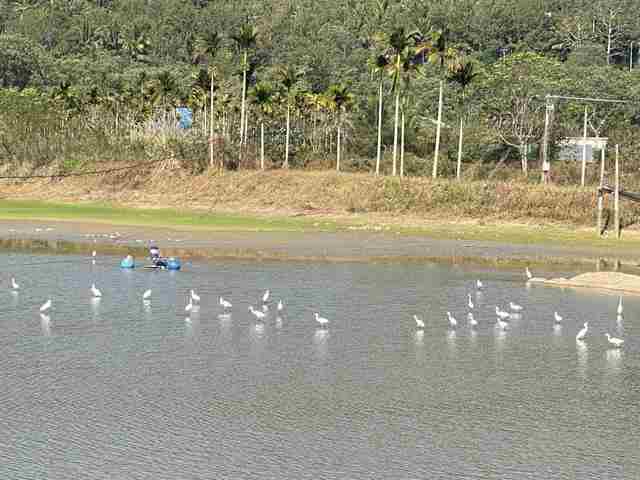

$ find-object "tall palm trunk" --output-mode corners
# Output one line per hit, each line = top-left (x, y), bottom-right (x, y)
(336, 123), (341, 172)
(240, 51), (247, 144)
(209, 73), (215, 168)
(284, 103), (290, 168)
(260, 121), (265, 170)
(432, 79), (444, 179)
(456, 116), (464, 180)
(376, 80), (383, 175)
(392, 87), (400, 176)
(400, 109), (405, 178)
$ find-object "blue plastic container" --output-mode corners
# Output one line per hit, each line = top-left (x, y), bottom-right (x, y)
(120, 256), (135, 269)
(166, 257), (181, 270)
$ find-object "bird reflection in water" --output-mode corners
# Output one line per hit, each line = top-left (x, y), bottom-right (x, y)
(40, 313), (51, 336)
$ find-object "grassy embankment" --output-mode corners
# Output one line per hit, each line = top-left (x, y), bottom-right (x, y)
(1, 170), (640, 250)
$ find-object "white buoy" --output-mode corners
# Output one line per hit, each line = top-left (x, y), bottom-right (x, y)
(576, 322), (588, 341)
(40, 299), (52, 312)
(509, 302), (523, 312)
(605, 333), (624, 348)
(446, 311), (457, 328)
(11, 277), (19, 290)
(90, 283), (102, 298)
(413, 315), (425, 329)
(314, 312), (329, 327)
(249, 306), (266, 320)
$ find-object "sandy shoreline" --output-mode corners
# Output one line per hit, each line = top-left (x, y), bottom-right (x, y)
(1, 219), (639, 270)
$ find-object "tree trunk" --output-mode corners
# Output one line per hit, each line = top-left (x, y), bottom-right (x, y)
(336, 124), (341, 172)
(400, 109), (405, 178)
(456, 115), (464, 181)
(520, 143), (528, 174)
(260, 121), (265, 170)
(607, 26), (612, 65)
(392, 87), (400, 176)
(209, 72), (215, 169)
(240, 51), (247, 144)
(432, 79), (444, 179)
(284, 103), (290, 168)
(376, 80), (383, 175)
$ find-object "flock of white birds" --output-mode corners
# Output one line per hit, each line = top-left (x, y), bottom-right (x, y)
(412, 269), (626, 349)
(6, 258), (628, 349)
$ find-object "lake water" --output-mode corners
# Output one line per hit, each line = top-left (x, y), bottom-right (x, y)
(0, 252), (638, 479)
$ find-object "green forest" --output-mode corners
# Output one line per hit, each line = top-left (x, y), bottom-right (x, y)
(1, 0), (639, 182)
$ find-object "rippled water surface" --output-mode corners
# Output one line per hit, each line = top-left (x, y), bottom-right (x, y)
(0, 253), (638, 479)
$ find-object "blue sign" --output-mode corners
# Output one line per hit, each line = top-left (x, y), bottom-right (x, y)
(176, 107), (193, 129)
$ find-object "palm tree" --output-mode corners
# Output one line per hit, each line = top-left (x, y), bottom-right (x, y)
(369, 53), (389, 175)
(386, 27), (420, 176)
(249, 82), (276, 170)
(231, 23), (258, 151)
(447, 58), (476, 180)
(422, 29), (455, 179)
(326, 84), (355, 172)
(276, 65), (304, 168)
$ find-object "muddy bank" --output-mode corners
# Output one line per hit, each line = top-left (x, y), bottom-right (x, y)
(530, 271), (640, 295)
(2, 219), (640, 271)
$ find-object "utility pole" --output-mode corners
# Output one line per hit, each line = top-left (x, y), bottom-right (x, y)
(615, 145), (620, 239)
(631, 41), (634, 72)
(541, 95), (553, 182)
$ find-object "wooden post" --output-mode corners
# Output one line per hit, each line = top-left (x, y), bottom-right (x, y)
(597, 146), (605, 235)
(615, 144), (620, 239)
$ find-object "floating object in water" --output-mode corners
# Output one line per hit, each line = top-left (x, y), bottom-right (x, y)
(509, 302), (523, 312)
(11, 277), (19, 290)
(576, 322), (588, 341)
(40, 299), (52, 312)
(120, 255), (135, 269)
(166, 258), (181, 271)
(315, 312), (329, 327)
(413, 315), (425, 329)
(447, 311), (457, 328)
(554, 311), (563, 323)
(605, 333), (624, 348)
(90, 283), (102, 298)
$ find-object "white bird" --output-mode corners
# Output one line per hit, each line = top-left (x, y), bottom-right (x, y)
(249, 306), (266, 320)
(92, 250), (97, 258)
(143, 289), (152, 300)
(413, 315), (425, 329)
(617, 296), (623, 316)
(277, 299), (284, 312)
(185, 297), (193, 312)
(554, 311), (563, 323)
(314, 312), (329, 327)
(467, 312), (478, 327)
(40, 299), (52, 312)
(262, 290), (270, 303)
(446, 311), (457, 328)
(190, 289), (200, 303)
(509, 302), (523, 312)
(605, 333), (624, 348)
(496, 317), (509, 330)
(10, 277), (19, 290)
(526, 267), (533, 280)
(476, 280), (483, 290)
(468, 294), (474, 309)
(495, 306), (510, 319)
(576, 322), (588, 341)
(219, 297), (232, 310)
(262, 304), (269, 312)
(90, 283), (102, 298)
